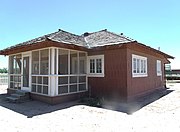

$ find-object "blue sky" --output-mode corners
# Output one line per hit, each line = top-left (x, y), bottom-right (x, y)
(0, 0), (179, 69)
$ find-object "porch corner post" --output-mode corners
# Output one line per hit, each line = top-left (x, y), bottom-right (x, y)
(50, 48), (56, 96)
(8, 56), (10, 89)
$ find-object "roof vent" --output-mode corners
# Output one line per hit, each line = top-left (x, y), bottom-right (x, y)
(83, 32), (90, 37)
(58, 29), (62, 32)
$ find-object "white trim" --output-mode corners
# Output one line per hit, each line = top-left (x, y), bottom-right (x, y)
(22, 53), (31, 92)
(157, 60), (162, 76)
(87, 55), (104, 77)
(132, 54), (148, 78)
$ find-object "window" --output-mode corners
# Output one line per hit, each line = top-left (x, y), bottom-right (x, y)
(31, 49), (49, 95)
(132, 54), (147, 77)
(157, 60), (162, 76)
(58, 50), (87, 95)
(88, 55), (104, 77)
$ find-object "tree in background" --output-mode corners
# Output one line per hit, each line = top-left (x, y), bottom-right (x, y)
(0, 68), (8, 73)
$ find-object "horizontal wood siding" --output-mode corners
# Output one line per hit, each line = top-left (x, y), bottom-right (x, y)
(127, 48), (165, 100)
(88, 48), (128, 101)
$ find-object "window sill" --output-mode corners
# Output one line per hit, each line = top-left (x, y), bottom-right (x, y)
(157, 74), (162, 76)
(132, 74), (148, 78)
(88, 74), (105, 77)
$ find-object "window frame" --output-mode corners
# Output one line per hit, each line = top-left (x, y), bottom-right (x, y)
(87, 55), (104, 77)
(132, 54), (148, 78)
(157, 60), (162, 76)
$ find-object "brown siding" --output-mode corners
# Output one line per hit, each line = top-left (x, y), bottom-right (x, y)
(88, 48), (128, 101)
(30, 92), (88, 105)
(127, 48), (165, 100)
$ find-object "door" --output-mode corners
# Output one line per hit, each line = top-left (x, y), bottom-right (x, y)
(22, 56), (30, 91)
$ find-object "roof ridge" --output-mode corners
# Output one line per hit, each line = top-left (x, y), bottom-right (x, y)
(58, 29), (82, 37)
(82, 29), (108, 36)
(105, 30), (135, 42)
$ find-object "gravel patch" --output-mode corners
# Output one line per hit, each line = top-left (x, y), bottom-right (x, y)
(0, 84), (180, 132)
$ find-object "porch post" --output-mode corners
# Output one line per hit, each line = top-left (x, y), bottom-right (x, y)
(50, 48), (56, 96)
(8, 56), (10, 88)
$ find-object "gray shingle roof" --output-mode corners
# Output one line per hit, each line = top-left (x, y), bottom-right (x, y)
(83, 29), (135, 48)
(0, 29), (136, 53)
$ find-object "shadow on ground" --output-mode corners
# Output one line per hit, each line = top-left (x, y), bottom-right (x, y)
(0, 88), (174, 117)
(102, 88), (174, 114)
(0, 94), (80, 118)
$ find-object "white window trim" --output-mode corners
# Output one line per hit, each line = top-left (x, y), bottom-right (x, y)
(157, 60), (162, 76)
(87, 55), (104, 77)
(132, 54), (148, 78)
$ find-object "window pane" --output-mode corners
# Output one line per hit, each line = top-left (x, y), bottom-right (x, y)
(90, 59), (95, 73)
(32, 51), (39, 74)
(32, 76), (36, 83)
(79, 76), (86, 83)
(15, 54), (22, 74)
(10, 76), (13, 81)
(43, 77), (48, 85)
(58, 77), (68, 85)
(40, 49), (49, 75)
(141, 60), (144, 73)
(70, 76), (77, 83)
(144, 60), (146, 73)
(79, 52), (86, 74)
(133, 58), (136, 73)
(58, 49), (68, 75)
(137, 59), (140, 73)
(43, 86), (48, 94)
(70, 51), (78, 74)
(37, 85), (42, 93)
(79, 84), (86, 91)
(70, 85), (77, 93)
(96, 59), (102, 73)
(32, 85), (36, 92)
(58, 86), (68, 94)
(10, 82), (13, 88)
(38, 76), (42, 84)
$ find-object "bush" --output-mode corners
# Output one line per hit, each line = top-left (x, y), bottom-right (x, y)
(80, 97), (103, 107)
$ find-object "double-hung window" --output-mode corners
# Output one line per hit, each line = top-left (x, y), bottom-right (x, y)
(132, 54), (147, 77)
(157, 60), (162, 76)
(88, 55), (104, 77)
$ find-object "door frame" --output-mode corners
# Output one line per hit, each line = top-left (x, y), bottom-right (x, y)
(21, 52), (31, 92)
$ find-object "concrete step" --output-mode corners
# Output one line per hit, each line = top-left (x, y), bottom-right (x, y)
(11, 93), (23, 98)
(6, 90), (30, 103)
(16, 90), (29, 96)
(6, 96), (19, 102)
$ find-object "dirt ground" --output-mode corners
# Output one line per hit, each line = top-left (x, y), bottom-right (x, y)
(0, 83), (180, 132)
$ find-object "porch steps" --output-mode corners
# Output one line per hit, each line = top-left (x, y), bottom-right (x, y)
(6, 90), (30, 103)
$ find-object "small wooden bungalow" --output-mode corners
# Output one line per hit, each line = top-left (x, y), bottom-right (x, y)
(0, 29), (174, 104)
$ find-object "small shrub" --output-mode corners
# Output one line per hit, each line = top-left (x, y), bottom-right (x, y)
(80, 97), (103, 107)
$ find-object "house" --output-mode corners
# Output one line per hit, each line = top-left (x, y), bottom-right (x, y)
(0, 29), (174, 104)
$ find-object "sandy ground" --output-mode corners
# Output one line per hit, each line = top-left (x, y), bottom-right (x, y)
(0, 83), (180, 132)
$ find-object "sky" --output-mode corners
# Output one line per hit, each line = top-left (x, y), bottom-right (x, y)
(0, 0), (179, 69)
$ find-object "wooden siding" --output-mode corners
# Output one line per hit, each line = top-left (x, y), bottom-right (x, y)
(88, 48), (128, 101)
(126, 48), (165, 100)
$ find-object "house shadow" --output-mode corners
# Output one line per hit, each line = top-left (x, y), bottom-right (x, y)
(101, 88), (174, 114)
(0, 94), (80, 118)
(0, 87), (174, 117)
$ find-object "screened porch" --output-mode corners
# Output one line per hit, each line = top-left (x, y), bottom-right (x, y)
(8, 47), (87, 96)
